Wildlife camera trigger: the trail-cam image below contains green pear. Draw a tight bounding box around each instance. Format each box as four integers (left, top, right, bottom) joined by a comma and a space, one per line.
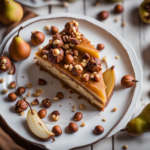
9, 26, 31, 61
0, 0, 23, 25
126, 103, 150, 137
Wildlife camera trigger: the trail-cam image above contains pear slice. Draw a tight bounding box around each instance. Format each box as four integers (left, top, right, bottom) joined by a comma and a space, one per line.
103, 66, 116, 105
24, 98, 55, 140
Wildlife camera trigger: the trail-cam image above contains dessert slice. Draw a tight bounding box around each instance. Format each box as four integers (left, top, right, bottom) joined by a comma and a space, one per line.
35, 20, 107, 110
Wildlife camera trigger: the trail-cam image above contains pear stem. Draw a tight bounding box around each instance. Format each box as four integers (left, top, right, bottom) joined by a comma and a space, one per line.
132, 80, 138, 82
23, 97, 34, 114
17, 26, 24, 37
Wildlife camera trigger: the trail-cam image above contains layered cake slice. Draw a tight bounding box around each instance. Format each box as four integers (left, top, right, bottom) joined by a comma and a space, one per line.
35, 20, 108, 110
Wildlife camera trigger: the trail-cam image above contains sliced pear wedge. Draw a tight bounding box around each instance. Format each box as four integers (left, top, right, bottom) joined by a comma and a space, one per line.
103, 66, 116, 106
24, 98, 55, 140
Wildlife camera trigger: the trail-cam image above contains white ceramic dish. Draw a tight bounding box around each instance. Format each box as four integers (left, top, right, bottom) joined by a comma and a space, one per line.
15, 0, 64, 8
0, 13, 143, 150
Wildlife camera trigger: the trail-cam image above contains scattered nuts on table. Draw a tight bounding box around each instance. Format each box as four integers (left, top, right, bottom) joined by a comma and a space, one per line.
74, 112, 83, 121
51, 110, 60, 121
38, 109, 47, 118
52, 125, 62, 136
80, 104, 85, 109
31, 98, 39, 105
81, 121, 86, 127
102, 118, 106, 122
68, 122, 78, 133
9, 81, 16, 88
8, 93, 17, 101
3, 89, 8, 94
94, 125, 104, 134
42, 98, 51, 108
26, 82, 32, 88
20, 112, 25, 116
0, 78, 4, 83
16, 87, 26, 95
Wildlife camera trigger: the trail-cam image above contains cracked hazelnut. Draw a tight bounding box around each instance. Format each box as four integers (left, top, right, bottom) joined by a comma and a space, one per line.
51, 26, 59, 34
31, 98, 39, 105
94, 125, 104, 134
97, 44, 105, 50
74, 112, 83, 121
94, 74, 100, 82
0, 56, 11, 73
114, 4, 124, 14
73, 50, 78, 56
51, 110, 60, 121
72, 64, 83, 76
62, 35, 69, 43
38, 109, 47, 118
64, 54, 74, 64
63, 44, 70, 50
56, 92, 64, 99
88, 57, 102, 72
16, 87, 25, 95
48, 48, 64, 63
8, 63, 16, 74
8, 93, 17, 101
83, 53, 90, 60
31, 31, 45, 46
65, 21, 78, 35
99, 11, 109, 21
68, 122, 78, 133
42, 98, 51, 108
83, 73, 90, 82
70, 38, 80, 45
52, 125, 62, 136
52, 33, 64, 48
15, 100, 28, 113
38, 78, 47, 85
9, 81, 16, 88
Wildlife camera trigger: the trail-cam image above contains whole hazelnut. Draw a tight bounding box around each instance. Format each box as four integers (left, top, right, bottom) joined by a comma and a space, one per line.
15, 100, 28, 113
38, 109, 47, 118
68, 122, 78, 133
42, 98, 51, 108
83, 73, 90, 82
0, 56, 11, 73
56, 92, 64, 99
73, 50, 79, 56
51, 110, 60, 121
52, 125, 62, 136
72, 64, 83, 76
114, 4, 124, 14
51, 26, 59, 34
83, 53, 90, 60
99, 11, 109, 21
74, 112, 83, 121
9, 81, 16, 88
8, 93, 17, 101
97, 44, 105, 51
16, 87, 26, 95
31, 31, 45, 46
64, 54, 74, 64
94, 74, 100, 82
94, 125, 104, 135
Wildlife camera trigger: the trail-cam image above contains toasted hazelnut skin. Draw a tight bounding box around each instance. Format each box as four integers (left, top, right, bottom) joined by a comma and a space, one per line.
72, 65, 83, 76
52, 110, 60, 116
68, 122, 78, 133
64, 54, 74, 64
31, 31, 45, 46
83, 73, 90, 82
97, 44, 105, 50
83, 53, 90, 60
74, 112, 83, 121
56, 92, 64, 99
94, 125, 104, 135
99, 11, 109, 21
16, 87, 26, 95
15, 100, 28, 113
114, 4, 124, 14
51, 26, 59, 34
0, 56, 11, 73
38, 109, 47, 118
52, 125, 62, 136
73, 50, 78, 56
94, 74, 100, 82
9, 81, 16, 88
8, 93, 17, 101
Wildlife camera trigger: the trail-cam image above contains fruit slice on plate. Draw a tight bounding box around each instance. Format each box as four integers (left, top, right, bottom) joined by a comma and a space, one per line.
103, 66, 116, 106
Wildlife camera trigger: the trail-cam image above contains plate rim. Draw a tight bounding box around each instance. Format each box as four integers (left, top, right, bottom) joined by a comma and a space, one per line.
0, 13, 143, 150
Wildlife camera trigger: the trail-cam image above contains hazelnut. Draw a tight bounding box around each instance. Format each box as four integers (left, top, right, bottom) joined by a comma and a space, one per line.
94, 74, 100, 82
51, 110, 60, 121
52, 33, 64, 48
83, 73, 90, 82
8, 63, 16, 74
94, 125, 104, 134
64, 54, 74, 64
73, 50, 78, 56
56, 92, 64, 99
63, 44, 70, 50
38, 109, 47, 118
38, 78, 47, 85
0, 78, 4, 83
72, 64, 83, 76
81, 121, 86, 127
15, 100, 28, 113
9, 81, 16, 88
0, 56, 11, 73
114, 4, 124, 14
3, 89, 8, 94
31, 98, 39, 105
69, 64, 73, 71
83, 53, 90, 60
80, 104, 85, 109
26, 82, 32, 88
97, 44, 105, 50
42, 98, 51, 108
51, 26, 59, 34
16, 87, 26, 95
31, 31, 45, 46
52, 125, 62, 136
99, 11, 109, 21
8, 93, 17, 101
74, 112, 83, 121
68, 122, 78, 133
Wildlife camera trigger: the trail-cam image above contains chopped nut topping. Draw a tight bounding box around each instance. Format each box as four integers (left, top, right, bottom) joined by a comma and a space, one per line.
45, 25, 50, 30
75, 65, 83, 71
73, 20, 79, 27
52, 49, 60, 56
79, 40, 82, 43
93, 72, 97, 75
80, 62, 87, 68
26, 92, 30, 97
1, 64, 6, 69
102, 118, 106, 122
80, 104, 85, 109
115, 56, 119, 59
81, 121, 86, 127
64, 64, 69, 69
69, 64, 73, 71
76, 36, 81, 40
20, 112, 25, 116
113, 107, 118, 112
1, 58, 6, 64
52, 114, 60, 121
26, 82, 32, 88
0, 78, 4, 83
75, 32, 81, 36
63, 44, 70, 50
3, 89, 8, 94
49, 39, 53, 44
122, 22, 127, 27
53, 40, 60, 45
69, 43, 75, 47
74, 56, 77, 60
90, 74, 94, 79
42, 55, 48, 59
72, 27, 76, 33
62, 32, 66, 35
53, 97, 59, 101
123, 145, 128, 149
102, 56, 107, 62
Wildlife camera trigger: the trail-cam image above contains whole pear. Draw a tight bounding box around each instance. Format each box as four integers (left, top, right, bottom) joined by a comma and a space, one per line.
9, 27, 31, 61
0, 0, 23, 25
126, 103, 150, 137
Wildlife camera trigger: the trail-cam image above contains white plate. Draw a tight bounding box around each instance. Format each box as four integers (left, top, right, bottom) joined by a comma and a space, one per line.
0, 13, 143, 150
15, 0, 63, 8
